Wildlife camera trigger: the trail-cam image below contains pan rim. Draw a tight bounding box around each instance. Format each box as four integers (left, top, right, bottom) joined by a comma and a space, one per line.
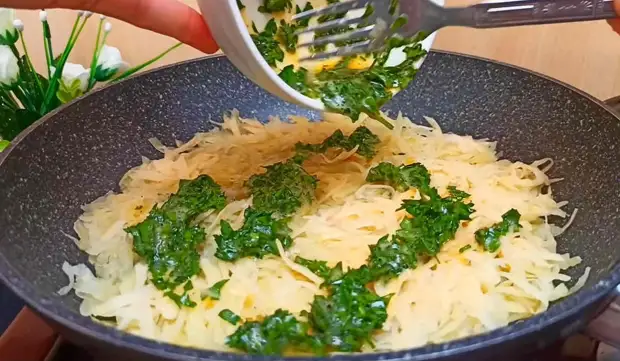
0, 51, 619, 361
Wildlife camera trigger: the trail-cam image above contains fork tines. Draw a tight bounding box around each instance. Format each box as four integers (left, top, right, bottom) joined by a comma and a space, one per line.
293, 0, 379, 60
293, 0, 372, 22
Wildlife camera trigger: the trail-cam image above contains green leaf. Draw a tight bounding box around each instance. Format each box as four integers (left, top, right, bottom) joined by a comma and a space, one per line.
447, 186, 471, 201
264, 18, 278, 34
94, 64, 119, 82
202, 279, 229, 300
475, 209, 521, 252
17, 56, 48, 110
15, 109, 40, 130
367, 235, 417, 281
396, 185, 474, 258
295, 126, 380, 161
164, 287, 197, 308
277, 20, 298, 53
278, 65, 318, 98
160, 175, 227, 222
92, 315, 117, 322
306, 267, 389, 352
295, 258, 345, 287
125, 175, 227, 306
295, 3, 314, 27
56, 78, 84, 104
226, 309, 323, 355
237, 0, 246, 9
391, 15, 408, 30
0, 30, 19, 46
214, 208, 293, 262
320, 77, 391, 123
0, 107, 39, 140
246, 160, 317, 216
0, 139, 9, 151
459, 244, 472, 253
294, 257, 332, 279
367, 44, 426, 89
251, 19, 284, 67
257, 0, 292, 13
366, 162, 431, 192
388, 0, 398, 14
0, 107, 20, 140
219, 309, 242, 325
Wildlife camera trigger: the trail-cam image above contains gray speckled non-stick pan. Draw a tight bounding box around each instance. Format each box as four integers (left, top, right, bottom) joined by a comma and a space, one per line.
0, 51, 618, 361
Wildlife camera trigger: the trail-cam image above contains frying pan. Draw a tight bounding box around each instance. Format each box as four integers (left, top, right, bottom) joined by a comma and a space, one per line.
0, 51, 618, 361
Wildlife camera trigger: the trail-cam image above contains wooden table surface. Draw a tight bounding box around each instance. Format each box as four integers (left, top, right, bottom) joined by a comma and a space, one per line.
15, 0, 620, 101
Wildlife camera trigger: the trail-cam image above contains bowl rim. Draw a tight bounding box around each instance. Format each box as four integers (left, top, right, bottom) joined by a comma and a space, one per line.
0, 50, 619, 361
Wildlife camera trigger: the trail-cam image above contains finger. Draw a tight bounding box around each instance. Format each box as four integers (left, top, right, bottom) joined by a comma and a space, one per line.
9, 0, 219, 53
609, 0, 620, 35
609, 18, 620, 35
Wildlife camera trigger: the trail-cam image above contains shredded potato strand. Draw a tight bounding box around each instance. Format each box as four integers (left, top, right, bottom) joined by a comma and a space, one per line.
60, 111, 583, 353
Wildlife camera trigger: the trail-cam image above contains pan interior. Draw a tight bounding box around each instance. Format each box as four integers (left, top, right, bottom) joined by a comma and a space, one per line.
0, 52, 618, 354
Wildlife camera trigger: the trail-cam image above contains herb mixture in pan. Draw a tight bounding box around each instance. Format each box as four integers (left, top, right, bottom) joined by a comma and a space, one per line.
60, 112, 588, 355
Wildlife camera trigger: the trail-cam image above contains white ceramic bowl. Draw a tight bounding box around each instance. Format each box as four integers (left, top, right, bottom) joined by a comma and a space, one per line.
198, 0, 443, 111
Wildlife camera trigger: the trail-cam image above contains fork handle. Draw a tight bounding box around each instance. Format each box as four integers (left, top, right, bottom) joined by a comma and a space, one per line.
458, 0, 617, 28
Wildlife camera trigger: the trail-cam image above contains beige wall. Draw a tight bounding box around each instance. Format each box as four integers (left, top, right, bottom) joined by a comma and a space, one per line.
15, 0, 620, 100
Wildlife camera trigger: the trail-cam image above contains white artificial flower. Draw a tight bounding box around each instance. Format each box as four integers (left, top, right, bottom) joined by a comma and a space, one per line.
95, 45, 128, 81
104, 22, 112, 33
39, 10, 48, 22
12, 19, 23, 32
97, 45, 128, 72
0, 8, 18, 45
51, 63, 91, 92
0, 44, 18, 86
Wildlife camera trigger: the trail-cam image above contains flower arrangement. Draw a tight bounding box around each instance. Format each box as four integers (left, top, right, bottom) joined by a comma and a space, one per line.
0, 8, 182, 151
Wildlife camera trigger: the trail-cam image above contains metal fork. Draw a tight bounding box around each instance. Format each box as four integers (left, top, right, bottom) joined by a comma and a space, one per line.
293, 0, 617, 61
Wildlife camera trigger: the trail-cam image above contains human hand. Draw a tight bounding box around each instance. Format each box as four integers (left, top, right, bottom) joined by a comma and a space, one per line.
2, 0, 219, 54
609, 0, 620, 35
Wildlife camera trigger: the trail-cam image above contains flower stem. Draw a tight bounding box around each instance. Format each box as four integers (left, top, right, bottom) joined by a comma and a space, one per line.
87, 19, 105, 91
40, 14, 89, 115
43, 39, 51, 78
42, 19, 53, 77
113, 42, 182, 82
66, 14, 81, 46
19, 35, 45, 100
